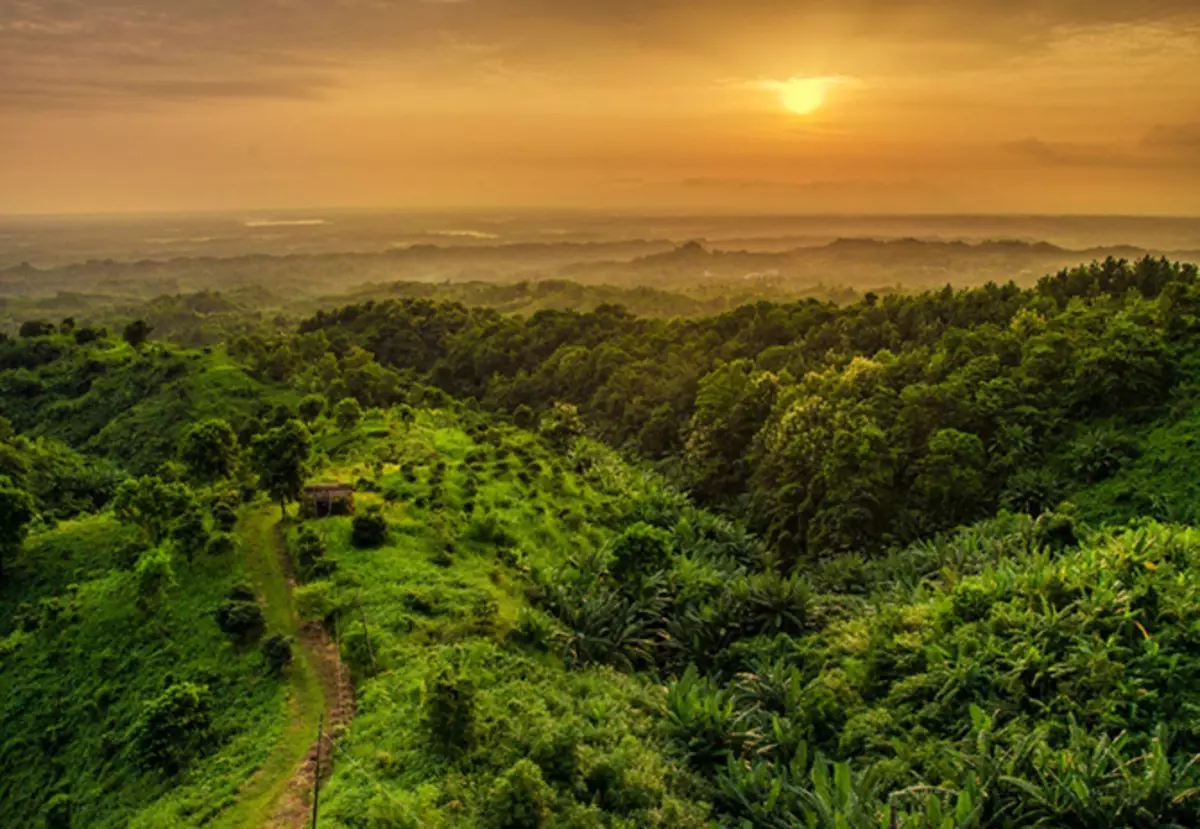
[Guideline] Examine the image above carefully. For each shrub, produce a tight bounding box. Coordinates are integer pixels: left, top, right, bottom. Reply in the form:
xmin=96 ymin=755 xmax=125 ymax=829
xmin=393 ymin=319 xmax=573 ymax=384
xmin=351 ymin=505 xmax=390 ymax=548
xmin=227 ymin=583 xmax=256 ymax=602
xmin=131 ymin=682 xmax=213 ymax=773
xmin=609 ymin=522 xmax=673 ymax=584
xmin=169 ymin=503 xmax=211 ymax=560
xmin=511 ymin=606 xmax=558 ymax=651
xmin=334 ymin=397 xmax=363 ymax=430
xmin=465 ymin=511 xmax=516 ymax=548
xmin=298 ymin=393 xmax=327 ymax=423
xmin=204 ymin=531 xmax=236 ymax=557
xmin=484 ymin=759 xmax=553 ymax=829
xmin=1072 ymin=429 xmax=1140 ymax=484
xmin=296 ymin=526 xmax=332 ymax=578
xmin=211 ymin=501 xmax=239 ymax=532
xmin=261 ymin=633 xmax=293 ymax=676
xmin=425 ymin=664 xmax=476 ymax=757
xmin=295 ymin=580 xmax=337 ymax=623
xmin=18 ymin=320 xmax=55 ymax=338
xmin=216 ymin=599 xmax=264 ymax=640
xmin=134 ymin=547 xmax=176 ymax=611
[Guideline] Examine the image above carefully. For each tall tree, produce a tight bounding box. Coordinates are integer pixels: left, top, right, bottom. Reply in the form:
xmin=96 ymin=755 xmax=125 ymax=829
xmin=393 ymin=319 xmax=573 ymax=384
xmin=252 ymin=420 xmax=312 ymax=517
xmin=178 ymin=419 xmax=240 ymax=482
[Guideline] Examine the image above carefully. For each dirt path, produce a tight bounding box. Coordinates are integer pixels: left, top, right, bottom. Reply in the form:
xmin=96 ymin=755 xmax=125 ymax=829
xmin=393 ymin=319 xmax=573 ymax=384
xmin=214 ymin=508 xmax=354 ymax=829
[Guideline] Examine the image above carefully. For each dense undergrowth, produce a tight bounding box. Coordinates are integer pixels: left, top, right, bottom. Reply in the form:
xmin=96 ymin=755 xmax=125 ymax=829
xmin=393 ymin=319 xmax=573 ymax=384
xmin=2 ymin=259 xmax=1200 ymax=827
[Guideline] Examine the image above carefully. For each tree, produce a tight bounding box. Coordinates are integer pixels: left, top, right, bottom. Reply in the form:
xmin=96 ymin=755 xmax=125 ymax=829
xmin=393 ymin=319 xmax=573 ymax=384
xmin=134 ymin=546 xmax=176 ymax=612
xmin=131 ymin=682 xmax=213 ymax=773
xmin=251 ymin=420 xmax=312 ymax=517
xmin=123 ymin=319 xmax=154 ymax=349
xmin=298 ymin=393 xmax=326 ymax=423
xmin=112 ymin=476 xmax=196 ymax=543
xmin=73 ymin=327 xmax=102 ymax=346
xmin=59 ymin=317 xmax=76 ymax=335
xmin=178 ymin=419 xmax=240 ymax=482
xmin=334 ymin=397 xmax=362 ymax=430
xmin=0 ymin=484 xmax=35 ymax=581
xmin=538 ymin=402 xmax=584 ymax=447
xmin=18 ymin=320 xmax=55 ymax=338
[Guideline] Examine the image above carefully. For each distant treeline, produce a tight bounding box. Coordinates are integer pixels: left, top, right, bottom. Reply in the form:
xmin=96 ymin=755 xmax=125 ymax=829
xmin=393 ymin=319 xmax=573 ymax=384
xmin=278 ymin=256 xmax=1200 ymax=560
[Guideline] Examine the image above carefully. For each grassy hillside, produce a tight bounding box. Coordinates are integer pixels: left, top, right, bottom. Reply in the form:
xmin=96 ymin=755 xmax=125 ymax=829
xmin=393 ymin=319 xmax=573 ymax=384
xmin=0 ymin=334 xmax=292 ymax=474
xmin=288 ymin=406 xmax=715 ymax=827
xmin=0 ymin=514 xmax=289 ymax=828
xmin=6 ymin=263 xmax=1200 ymax=828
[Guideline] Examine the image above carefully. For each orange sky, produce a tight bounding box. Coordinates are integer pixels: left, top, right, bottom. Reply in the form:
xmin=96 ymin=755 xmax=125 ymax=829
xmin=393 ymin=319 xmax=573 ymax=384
xmin=2 ymin=1 xmax=1199 ymax=215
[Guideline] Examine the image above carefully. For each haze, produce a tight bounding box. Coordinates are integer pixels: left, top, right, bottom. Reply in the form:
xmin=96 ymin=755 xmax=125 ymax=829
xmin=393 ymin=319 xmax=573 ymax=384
xmin=2 ymin=1 xmax=1199 ymax=216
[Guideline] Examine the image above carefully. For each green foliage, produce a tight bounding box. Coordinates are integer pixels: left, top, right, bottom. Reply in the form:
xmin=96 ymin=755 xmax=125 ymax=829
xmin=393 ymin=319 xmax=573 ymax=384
xmin=216 ymin=598 xmax=264 ymax=640
xmin=298 ymin=392 xmax=327 ymax=423
xmin=178 ymin=418 xmax=240 ymax=482
xmin=0 ymin=482 xmax=34 ymax=579
xmin=351 ymin=504 xmax=390 ymax=548
xmin=10 ymin=256 xmax=1200 ymax=829
xmin=251 ymin=419 xmax=311 ymax=512
xmin=484 ymin=759 xmax=553 ymax=829
xmin=260 ymin=632 xmax=293 ymax=676
xmin=20 ymin=320 xmax=57 ymax=338
xmin=122 ymin=319 xmax=154 ymax=349
xmin=131 ymin=682 xmax=213 ymax=773
xmin=112 ymin=475 xmax=196 ymax=543
xmin=424 ymin=662 xmax=477 ymax=757
xmin=608 ymin=522 xmax=673 ymax=584
xmin=133 ymin=546 xmax=176 ymax=611
xmin=335 ymin=396 xmax=363 ymax=430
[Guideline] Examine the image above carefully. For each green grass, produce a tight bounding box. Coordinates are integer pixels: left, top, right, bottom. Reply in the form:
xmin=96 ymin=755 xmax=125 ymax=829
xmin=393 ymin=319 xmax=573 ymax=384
xmin=210 ymin=507 xmax=327 ymax=829
xmin=0 ymin=511 xmax=294 ymax=828
xmin=285 ymin=408 xmax=709 ymax=828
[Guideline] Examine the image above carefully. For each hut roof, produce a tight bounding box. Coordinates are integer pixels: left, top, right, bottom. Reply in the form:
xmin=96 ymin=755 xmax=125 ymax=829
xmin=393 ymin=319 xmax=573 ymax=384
xmin=305 ymin=483 xmax=354 ymax=494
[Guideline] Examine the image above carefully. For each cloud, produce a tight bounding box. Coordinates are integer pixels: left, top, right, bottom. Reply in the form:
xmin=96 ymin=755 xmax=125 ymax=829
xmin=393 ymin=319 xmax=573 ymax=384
xmin=1142 ymin=123 xmax=1200 ymax=151
xmin=1006 ymin=138 xmax=1139 ymax=167
xmin=2 ymin=0 xmax=1198 ymax=111
xmin=1005 ymin=133 xmax=1200 ymax=171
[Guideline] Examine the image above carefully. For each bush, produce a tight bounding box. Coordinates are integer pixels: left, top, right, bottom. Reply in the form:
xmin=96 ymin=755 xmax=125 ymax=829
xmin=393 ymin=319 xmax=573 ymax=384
xmin=295 ymin=580 xmax=337 ymax=623
xmin=134 ymin=547 xmax=176 ymax=611
xmin=511 ymin=606 xmax=558 ymax=651
xmin=609 ymin=522 xmax=673 ymax=584
xmin=211 ymin=501 xmax=239 ymax=532
xmin=204 ymin=532 xmax=236 ymax=557
xmin=261 ymin=633 xmax=293 ymax=676
xmin=335 ymin=397 xmax=363 ymax=430
xmin=351 ymin=505 xmax=389 ymax=548
xmin=484 ymin=759 xmax=553 ymax=829
xmin=18 ymin=320 xmax=55 ymax=338
xmin=1072 ymin=429 xmax=1140 ymax=484
xmin=465 ymin=511 xmax=516 ymax=548
xmin=295 ymin=526 xmax=331 ymax=579
xmin=216 ymin=599 xmax=264 ymax=640
xmin=131 ymin=682 xmax=213 ymax=773
xmin=298 ymin=393 xmax=327 ymax=423
xmin=425 ymin=664 xmax=476 ymax=757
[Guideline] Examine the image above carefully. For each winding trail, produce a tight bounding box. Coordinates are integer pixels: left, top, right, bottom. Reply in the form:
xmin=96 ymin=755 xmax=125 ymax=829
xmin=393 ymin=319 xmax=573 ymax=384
xmin=214 ymin=508 xmax=354 ymax=829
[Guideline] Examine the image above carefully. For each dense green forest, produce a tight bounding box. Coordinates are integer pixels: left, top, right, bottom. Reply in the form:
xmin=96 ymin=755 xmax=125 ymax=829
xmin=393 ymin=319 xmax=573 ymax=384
xmin=3 ymin=255 xmax=1200 ymax=827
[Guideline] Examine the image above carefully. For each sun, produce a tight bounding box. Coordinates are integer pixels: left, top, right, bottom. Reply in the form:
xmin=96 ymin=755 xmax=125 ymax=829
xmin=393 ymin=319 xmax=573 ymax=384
xmin=779 ymin=77 xmax=838 ymax=115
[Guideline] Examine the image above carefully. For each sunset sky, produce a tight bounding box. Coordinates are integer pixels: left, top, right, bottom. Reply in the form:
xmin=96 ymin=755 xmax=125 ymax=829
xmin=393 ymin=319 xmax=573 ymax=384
xmin=2 ymin=1 xmax=1199 ymax=215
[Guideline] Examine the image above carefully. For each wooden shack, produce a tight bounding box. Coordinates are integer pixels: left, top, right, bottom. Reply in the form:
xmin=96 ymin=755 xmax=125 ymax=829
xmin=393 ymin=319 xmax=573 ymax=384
xmin=302 ymin=483 xmax=356 ymax=518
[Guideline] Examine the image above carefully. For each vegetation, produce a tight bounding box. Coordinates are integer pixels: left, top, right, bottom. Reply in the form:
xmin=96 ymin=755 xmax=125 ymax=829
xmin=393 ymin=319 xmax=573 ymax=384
xmin=3 ymin=255 xmax=1200 ymax=827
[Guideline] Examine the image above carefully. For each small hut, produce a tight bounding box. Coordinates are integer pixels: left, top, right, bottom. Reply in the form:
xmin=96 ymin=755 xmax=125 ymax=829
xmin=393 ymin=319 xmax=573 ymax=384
xmin=302 ymin=483 xmax=356 ymax=518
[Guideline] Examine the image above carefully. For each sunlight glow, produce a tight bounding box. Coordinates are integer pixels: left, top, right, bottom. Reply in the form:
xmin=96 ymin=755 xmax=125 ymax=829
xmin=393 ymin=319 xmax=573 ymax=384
xmin=779 ymin=76 xmax=839 ymax=115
